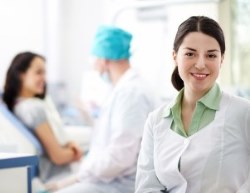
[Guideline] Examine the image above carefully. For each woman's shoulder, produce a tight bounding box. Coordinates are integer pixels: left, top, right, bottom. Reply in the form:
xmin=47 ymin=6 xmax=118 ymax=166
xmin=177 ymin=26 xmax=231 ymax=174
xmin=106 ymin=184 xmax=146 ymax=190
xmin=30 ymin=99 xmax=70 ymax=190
xmin=14 ymin=97 xmax=48 ymax=129
xmin=17 ymin=97 xmax=44 ymax=105
xmin=14 ymin=97 xmax=45 ymax=113
xmin=221 ymin=92 xmax=250 ymax=119
xmin=148 ymin=102 xmax=172 ymax=123
xmin=222 ymin=92 xmax=250 ymax=108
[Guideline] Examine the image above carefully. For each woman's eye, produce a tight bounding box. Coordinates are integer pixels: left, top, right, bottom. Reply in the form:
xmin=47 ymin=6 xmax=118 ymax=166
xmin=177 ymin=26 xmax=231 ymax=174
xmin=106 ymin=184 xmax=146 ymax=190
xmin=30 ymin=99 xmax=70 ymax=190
xmin=185 ymin=53 xmax=194 ymax=57
xmin=208 ymin=54 xmax=217 ymax=58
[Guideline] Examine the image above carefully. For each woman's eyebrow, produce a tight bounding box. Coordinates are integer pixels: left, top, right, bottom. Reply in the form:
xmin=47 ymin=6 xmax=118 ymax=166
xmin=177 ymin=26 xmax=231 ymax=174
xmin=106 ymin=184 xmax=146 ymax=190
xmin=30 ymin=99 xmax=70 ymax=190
xmin=183 ymin=47 xmax=196 ymax=51
xmin=183 ymin=47 xmax=220 ymax=52
xmin=207 ymin=49 xmax=220 ymax=52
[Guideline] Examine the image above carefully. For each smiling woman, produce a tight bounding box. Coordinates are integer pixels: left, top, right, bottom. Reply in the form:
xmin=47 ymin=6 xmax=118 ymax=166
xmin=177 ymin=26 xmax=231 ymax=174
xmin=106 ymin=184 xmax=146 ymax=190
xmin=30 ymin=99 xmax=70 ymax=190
xmin=173 ymin=31 xmax=223 ymax=135
xmin=135 ymin=16 xmax=250 ymax=193
xmin=3 ymin=52 xmax=83 ymax=183
xmin=3 ymin=52 xmax=46 ymax=112
xmin=19 ymin=57 xmax=46 ymax=98
xmin=174 ymin=32 xmax=223 ymax=103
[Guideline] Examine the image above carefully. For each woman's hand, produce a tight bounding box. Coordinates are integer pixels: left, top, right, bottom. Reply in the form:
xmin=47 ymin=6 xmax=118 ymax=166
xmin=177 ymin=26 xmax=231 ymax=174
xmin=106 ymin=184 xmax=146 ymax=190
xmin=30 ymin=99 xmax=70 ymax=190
xmin=66 ymin=141 xmax=83 ymax=161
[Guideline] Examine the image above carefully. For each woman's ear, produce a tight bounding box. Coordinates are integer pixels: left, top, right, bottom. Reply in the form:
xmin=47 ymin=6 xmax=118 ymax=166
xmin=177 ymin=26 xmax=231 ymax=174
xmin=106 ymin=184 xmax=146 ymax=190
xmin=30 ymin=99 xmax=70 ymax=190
xmin=221 ymin=54 xmax=224 ymax=63
xmin=220 ymin=54 xmax=224 ymax=68
xmin=172 ymin=50 xmax=177 ymax=66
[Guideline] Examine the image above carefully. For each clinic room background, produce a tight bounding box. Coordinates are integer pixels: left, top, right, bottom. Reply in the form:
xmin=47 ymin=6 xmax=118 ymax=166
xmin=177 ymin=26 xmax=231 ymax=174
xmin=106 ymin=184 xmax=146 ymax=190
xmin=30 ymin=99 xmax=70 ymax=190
xmin=0 ymin=0 xmax=250 ymax=192
xmin=0 ymin=0 xmax=250 ymax=122
xmin=0 ymin=0 xmax=250 ymax=191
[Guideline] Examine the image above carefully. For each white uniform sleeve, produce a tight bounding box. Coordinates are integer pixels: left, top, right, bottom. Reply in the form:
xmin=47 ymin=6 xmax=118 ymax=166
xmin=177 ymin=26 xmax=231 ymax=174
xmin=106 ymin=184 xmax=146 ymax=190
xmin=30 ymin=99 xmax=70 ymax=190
xmin=78 ymin=87 xmax=153 ymax=181
xmin=135 ymin=112 xmax=166 ymax=193
xmin=237 ymin=106 xmax=250 ymax=193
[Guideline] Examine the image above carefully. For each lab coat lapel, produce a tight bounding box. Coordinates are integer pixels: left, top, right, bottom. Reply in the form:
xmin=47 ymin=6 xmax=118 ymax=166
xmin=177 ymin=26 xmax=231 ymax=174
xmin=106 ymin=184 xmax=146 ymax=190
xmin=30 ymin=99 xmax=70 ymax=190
xmin=154 ymin=117 xmax=188 ymax=192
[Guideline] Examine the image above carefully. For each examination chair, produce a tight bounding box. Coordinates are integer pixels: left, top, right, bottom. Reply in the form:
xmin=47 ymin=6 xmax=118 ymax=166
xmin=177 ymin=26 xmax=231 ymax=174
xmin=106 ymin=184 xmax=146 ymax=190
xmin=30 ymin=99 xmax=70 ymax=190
xmin=0 ymin=101 xmax=44 ymax=186
xmin=0 ymin=101 xmax=43 ymax=155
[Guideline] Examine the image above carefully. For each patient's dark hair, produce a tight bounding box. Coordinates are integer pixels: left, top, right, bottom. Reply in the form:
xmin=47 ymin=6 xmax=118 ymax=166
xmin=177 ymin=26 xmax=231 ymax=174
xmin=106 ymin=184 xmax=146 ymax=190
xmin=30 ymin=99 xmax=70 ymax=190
xmin=171 ymin=16 xmax=225 ymax=91
xmin=3 ymin=51 xmax=46 ymax=111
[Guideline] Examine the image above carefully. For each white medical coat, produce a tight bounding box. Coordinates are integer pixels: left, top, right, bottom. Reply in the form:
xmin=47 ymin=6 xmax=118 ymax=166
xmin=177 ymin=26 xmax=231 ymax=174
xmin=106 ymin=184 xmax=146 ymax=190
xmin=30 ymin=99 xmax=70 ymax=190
xmin=136 ymin=92 xmax=250 ymax=193
xmin=78 ymin=68 xmax=156 ymax=183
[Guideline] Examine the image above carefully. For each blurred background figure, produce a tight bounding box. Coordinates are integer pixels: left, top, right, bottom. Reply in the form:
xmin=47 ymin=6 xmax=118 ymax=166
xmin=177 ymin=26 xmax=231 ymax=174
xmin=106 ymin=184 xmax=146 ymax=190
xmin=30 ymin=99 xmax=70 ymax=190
xmin=2 ymin=52 xmax=84 ymax=185
xmin=52 ymin=25 xmax=157 ymax=193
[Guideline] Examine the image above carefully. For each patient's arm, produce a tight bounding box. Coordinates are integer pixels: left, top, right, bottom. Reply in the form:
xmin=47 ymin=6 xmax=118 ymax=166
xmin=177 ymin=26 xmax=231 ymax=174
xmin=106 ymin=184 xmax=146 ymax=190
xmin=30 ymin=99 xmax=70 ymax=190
xmin=35 ymin=122 xmax=83 ymax=165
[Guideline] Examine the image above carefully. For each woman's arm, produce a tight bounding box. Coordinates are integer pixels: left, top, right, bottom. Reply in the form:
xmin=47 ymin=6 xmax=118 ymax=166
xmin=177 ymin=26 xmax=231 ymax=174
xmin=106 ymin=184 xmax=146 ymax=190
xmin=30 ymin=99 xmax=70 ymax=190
xmin=135 ymin=113 xmax=166 ymax=193
xmin=35 ymin=122 xmax=83 ymax=165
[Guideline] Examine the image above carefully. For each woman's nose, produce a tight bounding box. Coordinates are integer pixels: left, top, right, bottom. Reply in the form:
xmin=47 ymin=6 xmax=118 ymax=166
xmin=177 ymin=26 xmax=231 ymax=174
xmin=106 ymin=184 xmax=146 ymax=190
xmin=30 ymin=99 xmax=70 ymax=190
xmin=194 ymin=56 xmax=205 ymax=70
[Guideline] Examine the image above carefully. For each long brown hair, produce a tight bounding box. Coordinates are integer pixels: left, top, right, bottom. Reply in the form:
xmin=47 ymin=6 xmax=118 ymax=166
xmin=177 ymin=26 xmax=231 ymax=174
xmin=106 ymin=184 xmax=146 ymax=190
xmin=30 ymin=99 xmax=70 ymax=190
xmin=3 ymin=51 xmax=46 ymax=111
xmin=171 ymin=16 xmax=225 ymax=91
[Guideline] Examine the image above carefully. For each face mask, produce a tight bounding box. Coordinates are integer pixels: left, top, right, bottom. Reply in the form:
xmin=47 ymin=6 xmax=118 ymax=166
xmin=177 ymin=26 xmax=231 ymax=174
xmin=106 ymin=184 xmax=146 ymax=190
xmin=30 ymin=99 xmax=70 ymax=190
xmin=100 ymin=71 xmax=112 ymax=84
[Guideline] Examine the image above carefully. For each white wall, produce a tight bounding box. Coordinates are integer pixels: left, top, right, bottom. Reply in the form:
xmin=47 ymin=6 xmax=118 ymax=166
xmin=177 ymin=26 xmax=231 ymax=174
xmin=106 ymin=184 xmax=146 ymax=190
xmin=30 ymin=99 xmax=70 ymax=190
xmin=56 ymin=0 xmax=105 ymax=99
xmin=0 ymin=0 xmax=45 ymax=90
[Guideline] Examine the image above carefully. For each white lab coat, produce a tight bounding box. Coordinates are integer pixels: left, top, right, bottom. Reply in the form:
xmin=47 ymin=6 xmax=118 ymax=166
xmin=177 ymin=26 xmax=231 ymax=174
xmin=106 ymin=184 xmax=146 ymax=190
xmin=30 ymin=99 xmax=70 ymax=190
xmin=76 ymin=68 xmax=156 ymax=192
xmin=136 ymin=92 xmax=250 ymax=193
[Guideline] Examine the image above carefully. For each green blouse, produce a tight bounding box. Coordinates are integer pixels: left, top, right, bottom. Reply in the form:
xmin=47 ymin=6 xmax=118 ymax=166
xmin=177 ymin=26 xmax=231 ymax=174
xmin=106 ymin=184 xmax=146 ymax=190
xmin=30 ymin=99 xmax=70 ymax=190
xmin=162 ymin=83 xmax=222 ymax=137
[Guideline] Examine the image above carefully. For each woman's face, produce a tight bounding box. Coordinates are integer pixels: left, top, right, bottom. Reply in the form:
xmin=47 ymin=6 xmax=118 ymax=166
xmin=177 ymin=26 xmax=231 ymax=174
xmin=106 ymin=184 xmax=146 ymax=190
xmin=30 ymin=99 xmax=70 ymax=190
xmin=173 ymin=32 xmax=223 ymax=95
xmin=21 ymin=57 xmax=46 ymax=97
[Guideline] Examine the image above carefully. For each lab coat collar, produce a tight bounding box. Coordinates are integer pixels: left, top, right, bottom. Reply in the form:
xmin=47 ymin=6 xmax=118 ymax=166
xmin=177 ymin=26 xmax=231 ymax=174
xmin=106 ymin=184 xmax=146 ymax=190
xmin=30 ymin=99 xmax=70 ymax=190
xmin=113 ymin=68 xmax=137 ymax=91
xmin=162 ymin=83 xmax=222 ymax=118
xmin=162 ymin=91 xmax=182 ymax=118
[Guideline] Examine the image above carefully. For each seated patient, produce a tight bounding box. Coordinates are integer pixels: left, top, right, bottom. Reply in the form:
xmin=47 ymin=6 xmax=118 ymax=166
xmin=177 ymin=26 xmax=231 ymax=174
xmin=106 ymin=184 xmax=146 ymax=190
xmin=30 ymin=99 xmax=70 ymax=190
xmin=3 ymin=52 xmax=83 ymax=183
xmin=52 ymin=26 xmax=157 ymax=193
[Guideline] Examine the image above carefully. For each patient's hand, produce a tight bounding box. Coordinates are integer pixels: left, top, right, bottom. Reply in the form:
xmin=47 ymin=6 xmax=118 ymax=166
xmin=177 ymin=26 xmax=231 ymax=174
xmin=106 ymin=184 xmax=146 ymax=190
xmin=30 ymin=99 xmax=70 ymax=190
xmin=66 ymin=141 xmax=83 ymax=161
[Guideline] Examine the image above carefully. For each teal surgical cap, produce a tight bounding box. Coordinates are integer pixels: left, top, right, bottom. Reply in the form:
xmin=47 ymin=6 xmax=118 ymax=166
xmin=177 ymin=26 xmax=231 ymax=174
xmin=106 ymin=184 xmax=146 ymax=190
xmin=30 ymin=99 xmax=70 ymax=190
xmin=91 ymin=26 xmax=132 ymax=60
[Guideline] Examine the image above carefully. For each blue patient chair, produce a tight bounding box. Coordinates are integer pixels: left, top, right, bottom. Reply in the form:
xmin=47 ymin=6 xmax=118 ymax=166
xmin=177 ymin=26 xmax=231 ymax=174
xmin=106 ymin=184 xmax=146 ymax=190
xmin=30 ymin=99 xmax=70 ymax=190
xmin=0 ymin=103 xmax=44 ymax=154
xmin=0 ymin=101 xmax=44 ymax=178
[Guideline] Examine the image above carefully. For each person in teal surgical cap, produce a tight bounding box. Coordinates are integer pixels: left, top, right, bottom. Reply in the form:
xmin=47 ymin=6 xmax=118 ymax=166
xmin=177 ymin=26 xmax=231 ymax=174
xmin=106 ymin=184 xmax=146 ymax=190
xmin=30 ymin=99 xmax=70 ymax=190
xmin=91 ymin=26 xmax=132 ymax=60
xmin=51 ymin=26 xmax=157 ymax=193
